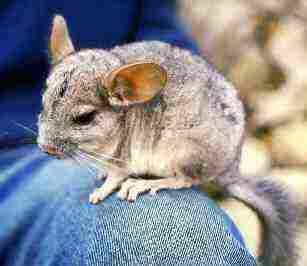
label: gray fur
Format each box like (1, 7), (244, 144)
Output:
(225, 174), (299, 266)
(38, 18), (300, 265)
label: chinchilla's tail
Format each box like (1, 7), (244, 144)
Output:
(227, 176), (299, 266)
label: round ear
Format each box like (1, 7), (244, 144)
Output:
(103, 62), (167, 106)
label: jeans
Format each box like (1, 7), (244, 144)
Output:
(0, 144), (256, 265)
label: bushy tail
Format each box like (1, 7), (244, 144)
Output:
(227, 177), (299, 266)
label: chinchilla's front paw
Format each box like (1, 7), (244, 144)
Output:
(117, 177), (200, 202)
(89, 189), (105, 204)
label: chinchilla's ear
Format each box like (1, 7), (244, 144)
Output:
(49, 15), (75, 64)
(102, 62), (167, 106)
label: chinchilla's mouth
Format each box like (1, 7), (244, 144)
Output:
(38, 143), (65, 159)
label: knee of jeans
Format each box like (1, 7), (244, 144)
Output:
(50, 188), (251, 265)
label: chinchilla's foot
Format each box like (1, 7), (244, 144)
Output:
(117, 177), (200, 202)
(89, 174), (127, 204)
(89, 189), (105, 204)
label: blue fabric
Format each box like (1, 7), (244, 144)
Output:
(0, 145), (256, 265)
(0, 1), (257, 265)
(0, 0), (199, 86)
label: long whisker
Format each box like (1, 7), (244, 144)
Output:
(78, 147), (128, 164)
(75, 150), (123, 172)
(74, 149), (140, 178)
(70, 152), (97, 176)
(75, 149), (110, 166)
(11, 120), (38, 136)
(73, 151), (103, 171)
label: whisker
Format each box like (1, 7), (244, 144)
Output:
(74, 149), (139, 178)
(75, 150), (109, 165)
(78, 147), (127, 164)
(75, 149), (118, 169)
(70, 152), (97, 176)
(74, 151), (103, 171)
(11, 120), (38, 136)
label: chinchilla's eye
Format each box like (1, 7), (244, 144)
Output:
(72, 105), (96, 126)
(73, 111), (96, 125)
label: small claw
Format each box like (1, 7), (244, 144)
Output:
(89, 191), (102, 204)
(89, 172), (129, 204)
(149, 187), (159, 195)
(127, 189), (140, 202)
(124, 179), (151, 202)
(117, 179), (137, 200)
(127, 197), (136, 203)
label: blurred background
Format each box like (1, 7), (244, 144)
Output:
(179, 0), (307, 191)
(178, 1), (307, 261)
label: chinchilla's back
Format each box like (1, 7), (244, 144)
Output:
(110, 42), (301, 266)
(111, 41), (245, 177)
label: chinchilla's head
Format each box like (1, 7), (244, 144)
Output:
(38, 15), (167, 159)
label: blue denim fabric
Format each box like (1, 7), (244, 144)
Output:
(0, 145), (257, 265)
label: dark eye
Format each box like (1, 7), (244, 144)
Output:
(73, 110), (96, 126)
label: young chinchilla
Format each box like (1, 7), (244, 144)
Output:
(38, 15), (300, 266)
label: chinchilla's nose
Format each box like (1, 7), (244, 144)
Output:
(40, 144), (57, 155)
(39, 143), (64, 158)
